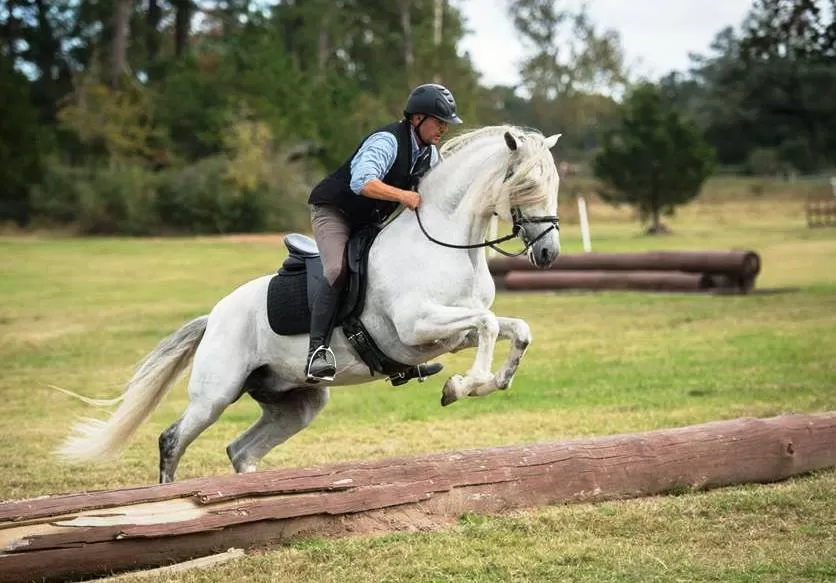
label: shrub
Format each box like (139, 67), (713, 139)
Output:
(155, 157), (271, 234)
(30, 151), (315, 235)
(746, 148), (782, 177)
(31, 161), (159, 234)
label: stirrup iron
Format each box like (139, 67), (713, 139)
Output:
(306, 345), (336, 383)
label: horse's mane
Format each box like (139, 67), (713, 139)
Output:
(436, 125), (559, 218)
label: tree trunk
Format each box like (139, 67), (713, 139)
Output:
(32, 0), (57, 122)
(146, 0), (161, 66)
(110, 0), (133, 87)
(2, 0), (17, 60)
(400, 0), (414, 85)
(174, 0), (191, 57)
(317, 9), (330, 81)
(433, 0), (443, 82)
(648, 175), (665, 234)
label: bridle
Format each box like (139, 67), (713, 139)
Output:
(414, 206), (559, 257)
(412, 138), (559, 257)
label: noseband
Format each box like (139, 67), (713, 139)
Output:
(504, 207), (559, 257)
(414, 206), (559, 257)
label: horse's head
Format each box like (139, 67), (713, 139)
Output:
(427, 125), (562, 267)
(498, 129), (561, 268)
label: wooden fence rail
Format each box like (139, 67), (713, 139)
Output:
(806, 198), (836, 227)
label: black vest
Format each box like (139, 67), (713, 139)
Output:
(308, 120), (429, 227)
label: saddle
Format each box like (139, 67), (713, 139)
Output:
(266, 226), (433, 385)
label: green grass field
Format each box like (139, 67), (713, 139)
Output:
(1, 183), (835, 582)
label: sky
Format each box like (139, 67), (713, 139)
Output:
(455, 0), (754, 87)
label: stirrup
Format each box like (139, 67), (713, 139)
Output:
(306, 345), (336, 383)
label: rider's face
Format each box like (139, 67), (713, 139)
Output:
(415, 116), (449, 145)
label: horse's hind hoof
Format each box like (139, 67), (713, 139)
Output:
(441, 375), (464, 406)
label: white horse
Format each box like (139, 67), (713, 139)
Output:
(56, 125), (562, 483)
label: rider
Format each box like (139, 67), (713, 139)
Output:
(305, 83), (464, 383)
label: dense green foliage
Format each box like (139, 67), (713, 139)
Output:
(661, 0), (836, 173)
(0, 54), (44, 226)
(1, 0), (834, 232)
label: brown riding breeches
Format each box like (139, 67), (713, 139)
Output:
(310, 204), (350, 287)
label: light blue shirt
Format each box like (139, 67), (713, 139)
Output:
(349, 126), (440, 194)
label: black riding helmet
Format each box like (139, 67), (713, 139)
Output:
(404, 83), (463, 125)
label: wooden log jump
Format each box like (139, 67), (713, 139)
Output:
(490, 250), (761, 293)
(2, 413), (834, 583)
(503, 270), (734, 293)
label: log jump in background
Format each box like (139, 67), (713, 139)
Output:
(490, 250), (761, 294)
(1, 413), (834, 583)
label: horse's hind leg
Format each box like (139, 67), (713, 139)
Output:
(226, 387), (329, 473)
(158, 354), (249, 483)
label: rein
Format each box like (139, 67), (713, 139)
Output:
(414, 207), (559, 257)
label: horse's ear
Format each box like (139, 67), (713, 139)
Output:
(504, 131), (518, 151)
(544, 134), (562, 149)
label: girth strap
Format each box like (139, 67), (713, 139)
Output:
(342, 316), (412, 378)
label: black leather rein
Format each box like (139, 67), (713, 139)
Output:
(414, 207), (559, 257)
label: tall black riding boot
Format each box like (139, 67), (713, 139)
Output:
(305, 282), (342, 382)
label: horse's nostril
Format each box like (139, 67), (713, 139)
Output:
(540, 248), (552, 263)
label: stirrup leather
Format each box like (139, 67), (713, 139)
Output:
(306, 345), (336, 382)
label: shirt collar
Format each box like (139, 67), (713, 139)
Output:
(409, 125), (430, 156)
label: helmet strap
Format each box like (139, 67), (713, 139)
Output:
(413, 115), (430, 147)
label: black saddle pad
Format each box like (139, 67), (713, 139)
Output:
(266, 226), (379, 336)
(266, 261), (315, 335)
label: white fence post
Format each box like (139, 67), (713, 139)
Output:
(578, 195), (592, 253)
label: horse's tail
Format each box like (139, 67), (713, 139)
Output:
(55, 315), (209, 462)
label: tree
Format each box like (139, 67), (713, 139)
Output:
(0, 0), (491, 233)
(0, 53), (44, 225)
(680, 27), (755, 167)
(508, 0), (626, 99)
(173, 0), (190, 56)
(735, 0), (836, 172)
(652, 1), (836, 173)
(109, 0), (133, 86)
(500, 0), (626, 158)
(593, 83), (715, 234)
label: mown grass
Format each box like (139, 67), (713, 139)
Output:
(1, 181), (834, 582)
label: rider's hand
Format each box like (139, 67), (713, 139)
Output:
(401, 190), (421, 210)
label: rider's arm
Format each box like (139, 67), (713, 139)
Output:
(360, 179), (419, 209)
(350, 132), (420, 209)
